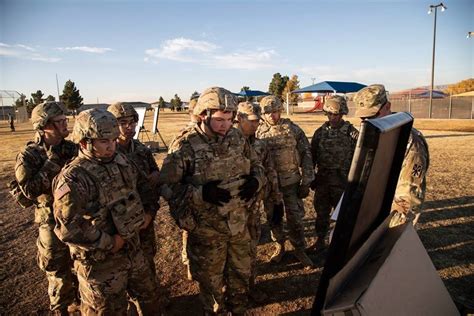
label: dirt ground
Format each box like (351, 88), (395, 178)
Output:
(0, 111), (473, 315)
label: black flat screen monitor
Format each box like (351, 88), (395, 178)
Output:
(312, 112), (414, 314)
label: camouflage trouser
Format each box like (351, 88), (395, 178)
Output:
(266, 183), (306, 250)
(74, 247), (160, 315)
(139, 223), (157, 277)
(313, 184), (344, 239)
(188, 225), (251, 315)
(248, 202), (262, 286)
(37, 221), (77, 311)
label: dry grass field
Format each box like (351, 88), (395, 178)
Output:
(0, 110), (473, 315)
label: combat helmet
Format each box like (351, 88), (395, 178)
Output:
(193, 87), (238, 116)
(260, 95), (283, 114)
(107, 102), (139, 122)
(353, 84), (388, 118)
(71, 108), (119, 143)
(323, 95), (349, 115)
(31, 101), (66, 130)
(237, 101), (261, 120)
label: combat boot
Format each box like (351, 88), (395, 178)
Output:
(294, 249), (314, 267)
(307, 237), (327, 254)
(269, 242), (286, 263)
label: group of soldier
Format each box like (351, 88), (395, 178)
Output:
(12, 84), (429, 315)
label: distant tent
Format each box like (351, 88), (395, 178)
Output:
(235, 90), (270, 97)
(292, 81), (366, 94)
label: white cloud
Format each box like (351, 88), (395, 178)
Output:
(0, 42), (60, 63)
(145, 37), (278, 70)
(56, 46), (113, 54)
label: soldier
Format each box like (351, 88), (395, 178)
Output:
(308, 95), (358, 252)
(159, 87), (265, 315)
(353, 84), (430, 225)
(256, 96), (315, 267)
(165, 93), (200, 281)
(107, 102), (160, 274)
(52, 109), (160, 315)
(13, 101), (78, 315)
(234, 101), (283, 302)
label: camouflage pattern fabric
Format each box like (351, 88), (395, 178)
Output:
(14, 132), (78, 311)
(323, 95), (349, 115)
(311, 120), (358, 238)
(392, 128), (430, 224)
(116, 139), (160, 275)
(353, 84), (388, 118)
(159, 125), (264, 314)
(193, 86), (238, 116)
(256, 118), (314, 250)
(53, 150), (160, 314)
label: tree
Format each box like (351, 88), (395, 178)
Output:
(60, 80), (83, 116)
(15, 94), (26, 108)
(172, 94), (183, 111)
(46, 95), (56, 101)
(240, 86), (250, 92)
(26, 90), (44, 114)
(268, 73), (289, 101)
(158, 96), (166, 110)
(444, 78), (474, 95)
(282, 75), (301, 107)
(190, 91), (200, 101)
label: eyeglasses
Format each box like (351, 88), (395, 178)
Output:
(51, 118), (69, 124)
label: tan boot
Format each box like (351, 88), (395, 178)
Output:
(270, 242), (286, 263)
(294, 249), (314, 267)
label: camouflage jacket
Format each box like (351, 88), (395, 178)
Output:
(392, 128), (430, 216)
(168, 122), (197, 153)
(14, 132), (77, 223)
(159, 125), (265, 235)
(52, 150), (154, 261)
(116, 139), (160, 197)
(256, 118), (314, 187)
(311, 120), (358, 186)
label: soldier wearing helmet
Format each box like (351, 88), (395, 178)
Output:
(353, 84), (429, 226)
(159, 87), (265, 314)
(107, 102), (165, 300)
(233, 101), (283, 302)
(308, 95), (358, 252)
(53, 109), (161, 314)
(13, 101), (78, 314)
(256, 95), (315, 267)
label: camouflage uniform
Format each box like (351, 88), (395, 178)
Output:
(53, 109), (160, 315)
(108, 102), (161, 276)
(353, 84), (430, 225)
(159, 87), (265, 314)
(256, 96), (314, 265)
(310, 96), (358, 243)
(14, 102), (78, 313)
(234, 101), (283, 289)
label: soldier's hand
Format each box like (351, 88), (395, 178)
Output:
(111, 234), (125, 253)
(140, 213), (153, 230)
(297, 184), (310, 198)
(310, 178), (318, 190)
(238, 175), (259, 202)
(202, 180), (231, 206)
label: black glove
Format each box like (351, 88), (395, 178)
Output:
(310, 178), (318, 190)
(297, 184), (310, 199)
(238, 175), (259, 202)
(47, 144), (64, 165)
(202, 180), (231, 206)
(271, 203), (284, 225)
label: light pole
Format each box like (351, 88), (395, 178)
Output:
(428, 2), (447, 118)
(311, 77), (316, 85)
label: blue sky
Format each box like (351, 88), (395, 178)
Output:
(1, 0), (472, 104)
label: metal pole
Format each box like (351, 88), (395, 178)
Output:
(1, 96), (4, 121)
(56, 74), (60, 101)
(448, 95), (452, 119)
(429, 7), (437, 119)
(408, 90), (412, 113)
(286, 92), (290, 116)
